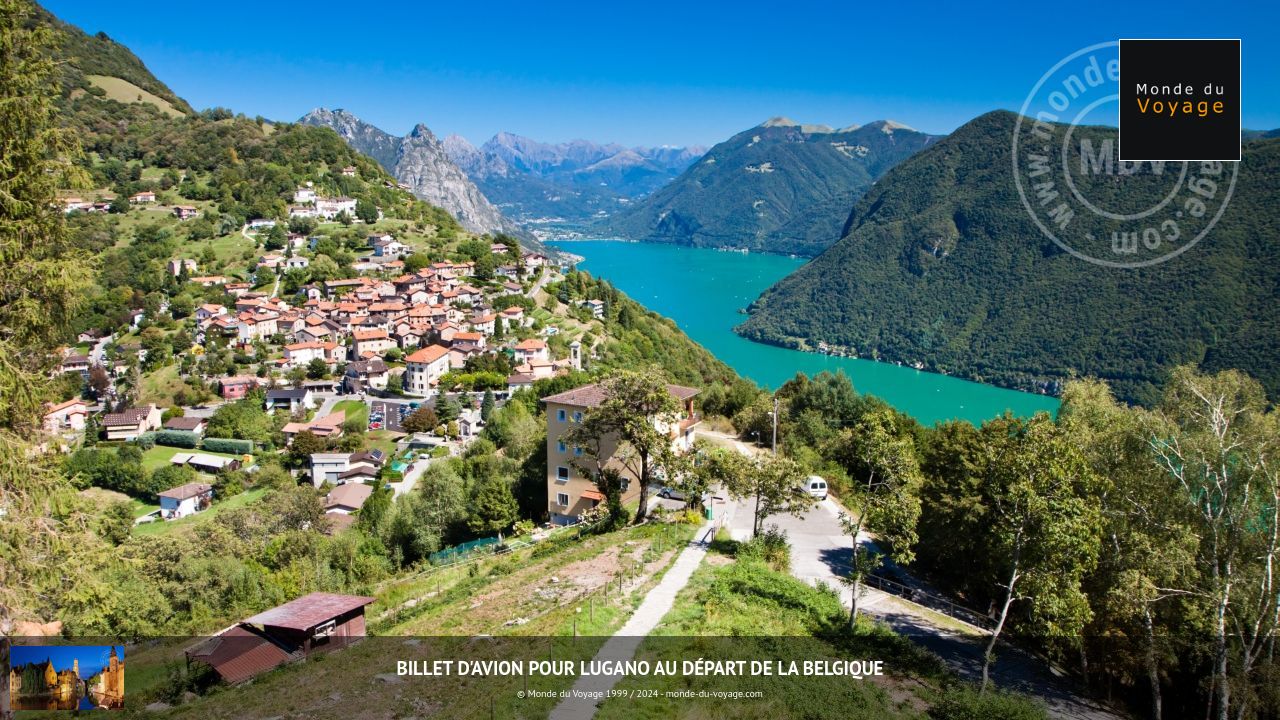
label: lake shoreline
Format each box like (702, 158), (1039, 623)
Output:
(554, 239), (1059, 425)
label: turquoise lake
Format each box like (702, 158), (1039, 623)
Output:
(554, 239), (1060, 426)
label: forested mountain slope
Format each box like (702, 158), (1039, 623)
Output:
(737, 111), (1280, 404)
(604, 118), (939, 256)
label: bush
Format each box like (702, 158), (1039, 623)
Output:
(929, 687), (1047, 720)
(738, 525), (791, 572)
(155, 430), (199, 448)
(133, 432), (156, 450)
(202, 437), (254, 454)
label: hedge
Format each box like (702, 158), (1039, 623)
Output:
(133, 432), (157, 450)
(155, 430), (199, 449)
(201, 437), (254, 454)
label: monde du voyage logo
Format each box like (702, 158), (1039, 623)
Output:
(1013, 39), (1241, 268)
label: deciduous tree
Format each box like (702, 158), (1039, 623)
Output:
(976, 414), (1101, 692)
(828, 409), (922, 622)
(565, 368), (683, 524)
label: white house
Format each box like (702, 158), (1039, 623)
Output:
(236, 311), (279, 343)
(264, 387), (316, 413)
(102, 405), (162, 441)
(196, 303), (227, 322)
(293, 187), (317, 203)
(315, 196), (357, 219)
(283, 341), (331, 367)
(42, 398), (87, 433)
(158, 482), (213, 520)
(403, 344), (450, 396)
(310, 453), (350, 485)
(308, 450), (384, 487)
(512, 338), (549, 364)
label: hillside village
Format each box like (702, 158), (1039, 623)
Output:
(43, 174), (627, 528)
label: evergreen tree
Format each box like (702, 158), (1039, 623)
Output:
(467, 476), (519, 535)
(0, 0), (96, 626)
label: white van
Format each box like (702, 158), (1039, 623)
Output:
(802, 475), (828, 500)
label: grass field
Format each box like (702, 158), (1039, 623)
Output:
(366, 429), (400, 457)
(139, 363), (186, 407)
(85, 74), (184, 117)
(141, 444), (248, 472)
(592, 536), (1048, 720)
(133, 486), (268, 537)
(333, 399), (369, 426)
(78, 486), (158, 517)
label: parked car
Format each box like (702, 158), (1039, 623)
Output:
(798, 475), (828, 500)
(655, 485), (687, 501)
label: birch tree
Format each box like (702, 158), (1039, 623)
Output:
(1061, 379), (1198, 720)
(828, 409), (923, 623)
(1149, 368), (1280, 720)
(977, 414), (1101, 693)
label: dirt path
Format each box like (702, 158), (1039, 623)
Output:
(547, 520), (723, 720)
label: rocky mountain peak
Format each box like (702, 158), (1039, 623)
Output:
(301, 109), (518, 238)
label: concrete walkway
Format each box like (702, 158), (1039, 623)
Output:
(547, 519), (721, 720)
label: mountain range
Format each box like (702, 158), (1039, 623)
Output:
(443, 133), (705, 227)
(300, 108), (520, 239)
(737, 110), (1280, 404)
(602, 117), (940, 256)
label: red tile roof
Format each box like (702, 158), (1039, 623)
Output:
(405, 344), (449, 364)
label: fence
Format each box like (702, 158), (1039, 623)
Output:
(862, 573), (993, 631)
(372, 519), (603, 626)
(428, 536), (501, 565)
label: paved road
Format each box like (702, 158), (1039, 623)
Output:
(699, 428), (1122, 720)
(723, 496), (1122, 719)
(529, 266), (552, 297)
(89, 333), (113, 366)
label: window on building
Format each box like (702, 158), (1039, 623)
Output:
(557, 492), (570, 507)
(557, 441), (567, 453)
(557, 409), (566, 422)
(574, 446), (583, 456)
(573, 411), (583, 423)
(557, 466), (569, 481)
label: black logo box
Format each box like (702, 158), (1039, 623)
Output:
(1119, 39), (1241, 162)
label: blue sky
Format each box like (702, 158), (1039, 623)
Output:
(11, 645), (123, 678)
(43, 0), (1279, 147)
